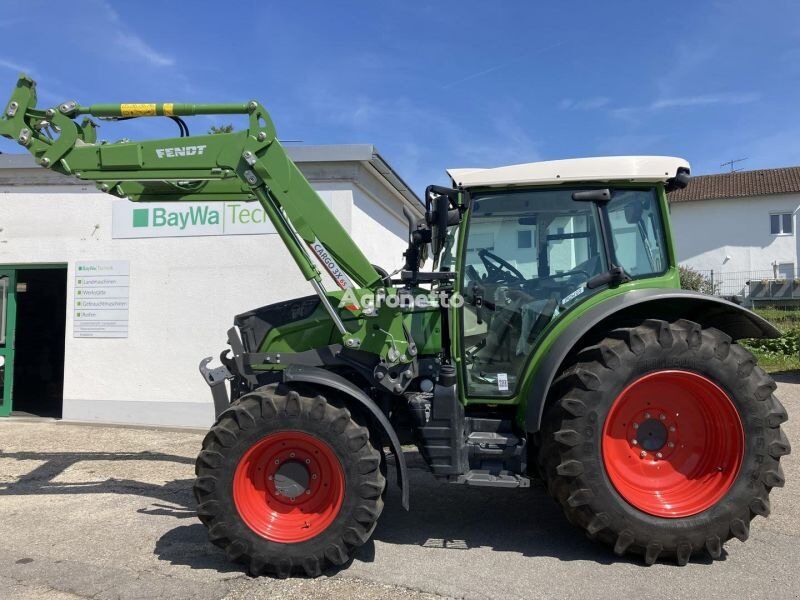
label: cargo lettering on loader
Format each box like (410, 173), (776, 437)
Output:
(308, 238), (354, 289)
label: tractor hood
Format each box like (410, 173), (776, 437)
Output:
(447, 156), (690, 189)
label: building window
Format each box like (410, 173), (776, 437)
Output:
(466, 232), (494, 253)
(517, 230), (532, 249)
(777, 262), (795, 280)
(770, 212), (793, 235)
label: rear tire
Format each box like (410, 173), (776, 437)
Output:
(193, 383), (385, 577)
(538, 319), (790, 565)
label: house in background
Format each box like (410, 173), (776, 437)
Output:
(669, 167), (800, 299)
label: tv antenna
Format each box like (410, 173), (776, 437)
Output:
(720, 157), (748, 172)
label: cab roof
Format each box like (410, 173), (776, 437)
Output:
(447, 156), (690, 189)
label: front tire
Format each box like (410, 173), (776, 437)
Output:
(193, 384), (385, 577)
(538, 319), (790, 565)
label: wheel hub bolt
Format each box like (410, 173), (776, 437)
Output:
(290, 452), (296, 458)
(640, 450), (647, 458)
(669, 426), (676, 432)
(659, 414), (666, 421)
(632, 439), (638, 445)
(644, 412), (651, 419)
(268, 475), (273, 480)
(311, 474), (317, 479)
(305, 459), (310, 464)
(274, 459), (280, 464)
(656, 452), (663, 458)
(305, 490), (311, 495)
(668, 442), (675, 448)
(633, 423), (639, 429)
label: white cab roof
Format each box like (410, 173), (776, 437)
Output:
(447, 156), (690, 189)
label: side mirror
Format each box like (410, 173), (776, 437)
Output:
(432, 193), (450, 255)
(425, 185), (462, 256)
(665, 167), (691, 192)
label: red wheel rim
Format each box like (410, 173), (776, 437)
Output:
(601, 370), (744, 518)
(233, 431), (345, 543)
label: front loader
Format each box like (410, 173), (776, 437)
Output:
(1, 75), (790, 576)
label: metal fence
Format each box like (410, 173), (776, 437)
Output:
(694, 268), (800, 308)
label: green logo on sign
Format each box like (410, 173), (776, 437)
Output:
(132, 208), (149, 227)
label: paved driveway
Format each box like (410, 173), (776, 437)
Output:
(1, 376), (798, 599)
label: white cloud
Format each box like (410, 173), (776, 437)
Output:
(0, 58), (36, 77)
(610, 91), (761, 123)
(650, 92), (760, 110)
(99, 1), (175, 68)
(114, 33), (175, 68)
(443, 64), (506, 90)
(454, 105), (540, 168)
(443, 41), (566, 90)
(559, 97), (610, 111)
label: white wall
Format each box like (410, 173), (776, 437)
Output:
(0, 175), (412, 427)
(670, 193), (800, 274)
(351, 186), (409, 275)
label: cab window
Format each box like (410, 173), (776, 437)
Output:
(460, 188), (607, 397)
(607, 189), (667, 277)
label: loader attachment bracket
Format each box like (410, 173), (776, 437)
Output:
(199, 356), (233, 418)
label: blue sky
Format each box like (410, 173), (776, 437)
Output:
(1, 0), (799, 196)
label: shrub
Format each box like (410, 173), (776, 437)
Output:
(743, 328), (800, 357)
(678, 265), (718, 295)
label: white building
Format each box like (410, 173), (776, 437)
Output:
(669, 167), (800, 296)
(0, 146), (422, 427)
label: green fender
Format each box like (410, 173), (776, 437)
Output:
(524, 289), (780, 433)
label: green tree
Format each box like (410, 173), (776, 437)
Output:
(208, 124), (234, 134)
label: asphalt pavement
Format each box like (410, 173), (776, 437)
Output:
(1, 376), (798, 599)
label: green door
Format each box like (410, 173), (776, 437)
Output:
(457, 187), (671, 400)
(0, 269), (16, 416)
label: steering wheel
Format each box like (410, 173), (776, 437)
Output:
(478, 249), (525, 283)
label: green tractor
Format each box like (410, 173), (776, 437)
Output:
(1, 75), (790, 576)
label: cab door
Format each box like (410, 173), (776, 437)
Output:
(458, 188), (607, 399)
(0, 269), (16, 416)
(457, 186), (670, 401)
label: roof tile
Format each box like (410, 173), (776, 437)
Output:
(668, 166), (800, 202)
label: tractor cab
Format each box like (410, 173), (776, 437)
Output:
(443, 156), (689, 398)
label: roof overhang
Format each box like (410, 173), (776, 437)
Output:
(448, 156), (691, 189)
(283, 144), (423, 216)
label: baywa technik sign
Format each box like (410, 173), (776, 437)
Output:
(74, 261), (130, 338)
(112, 200), (278, 239)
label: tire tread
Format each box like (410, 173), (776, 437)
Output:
(193, 384), (385, 577)
(537, 318), (789, 565)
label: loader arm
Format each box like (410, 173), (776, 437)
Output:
(0, 75), (384, 338)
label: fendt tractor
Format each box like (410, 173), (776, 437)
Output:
(0, 75), (790, 576)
